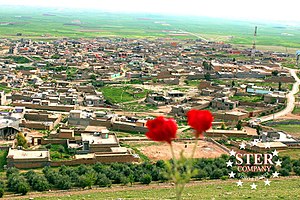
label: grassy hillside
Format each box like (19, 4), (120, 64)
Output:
(30, 178), (300, 200)
(1, 6), (300, 49)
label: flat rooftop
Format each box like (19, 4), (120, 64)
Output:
(7, 149), (50, 159)
(81, 133), (118, 145)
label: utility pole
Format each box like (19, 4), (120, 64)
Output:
(251, 26), (257, 59)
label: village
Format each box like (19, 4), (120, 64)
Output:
(0, 37), (299, 169)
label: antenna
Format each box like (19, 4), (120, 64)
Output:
(251, 26), (257, 59)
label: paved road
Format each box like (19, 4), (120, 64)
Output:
(251, 67), (300, 123)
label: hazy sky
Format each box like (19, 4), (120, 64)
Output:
(1, 0), (300, 22)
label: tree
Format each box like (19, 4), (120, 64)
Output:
(195, 169), (208, 180)
(236, 120), (242, 130)
(6, 167), (19, 178)
(204, 72), (211, 81)
(16, 132), (27, 148)
(58, 146), (65, 158)
(221, 123), (226, 130)
(45, 144), (52, 150)
(210, 169), (223, 179)
(31, 174), (50, 191)
(272, 70), (279, 76)
(278, 81), (282, 91)
(256, 125), (262, 135)
(140, 174), (152, 185)
(0, 187), (3, 198)
(231, 80), (235, 87)
(96, 173), (112, 187)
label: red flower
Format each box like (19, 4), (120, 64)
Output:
(146, 116), (178, 144)
(187, 109), (213, 138)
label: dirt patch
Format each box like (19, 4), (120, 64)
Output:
(138, 141), (228, 160)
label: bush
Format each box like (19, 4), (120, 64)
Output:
(279, 168), (290, 176)
(6, 167), (19, 178)
(96, 173), (111, 187)
(0, 188), (4, 198)
(120, 175), (130, 186)
(140, 174), (152, 185)
(211, 169), (223, 179)
(55, 175), (72, 190)
(31, 174), (50, 191)
(17, 181), (30, 195)
(194, 169), (208, 180)
(294, 166), (300, 176)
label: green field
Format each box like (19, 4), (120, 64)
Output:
(30, 178), (300, 200)
(269, 122), (300, 137)
(1, 6), (300, 50)
(100, 86), (147, 104)
(229, 95), (263, 103)
(280, 149), (300, 160)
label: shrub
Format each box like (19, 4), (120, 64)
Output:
(96, 173), (111, 187)
(0, 188), (4, 198)
(16, 181), (30, 195)
(194, 169), (208, 180)
(279, 168), (290, 176)
(294, 166), (300, 176)
(55, 175), (72, 190)
(120, 175), (130, 186)
(140, 174), (152, 185)
(210, 169), (223, 179)
(31, 174), (50, 191)
(6, 167), (19, 178)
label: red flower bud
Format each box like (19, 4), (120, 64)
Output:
(146, 116), (177, 144)
(187, 109), (213, 138)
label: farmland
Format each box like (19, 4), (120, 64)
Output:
(1, 6), (300, 50)
(7, 178), (300, 200)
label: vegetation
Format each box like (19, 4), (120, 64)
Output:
(2, 6), (300, 49)
(5, 56), (31, 64)
(230, 95), (263, 103)
(0, 85), (13, 94)
(100, 86), (148, 104)
(16, 132), (28, 148)
(267, 121), (300, 137)
(31, 178), (300, 200)
(48, 144), (72, 161)
(1, 154), (300, 197)
(0, 150), (8, 171)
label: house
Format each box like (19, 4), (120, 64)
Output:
(211, 97), (238, 110)
(6, 148), (50, 168)
(264, 92), (286, 104)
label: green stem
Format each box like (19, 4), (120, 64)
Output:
(170, 144), (181, 200)
(190, 133), (200, 159)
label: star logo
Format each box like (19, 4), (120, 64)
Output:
(239, 142), (246, 150)
(250, 183), (257, 190)
(272, 171), (280, 178)
(229, 171), (236, 178)
(272, 149), (278, 157)
(226, 160), (233, 167)
(250, 140), (258, 146)
(236, 180), (243, 187)
(264, 143), (271, 149)
(264, 179), (271, 186)
(275, 160), (282, 167)
(229, 149), (236, 157)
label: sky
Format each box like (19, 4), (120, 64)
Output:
(1, 0), (300, 22)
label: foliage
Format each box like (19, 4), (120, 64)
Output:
(16, 132), (28, 148)
(140, 174), (152, 185)
(236, 120), (242, 130)
(0, 187), (3, 198)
